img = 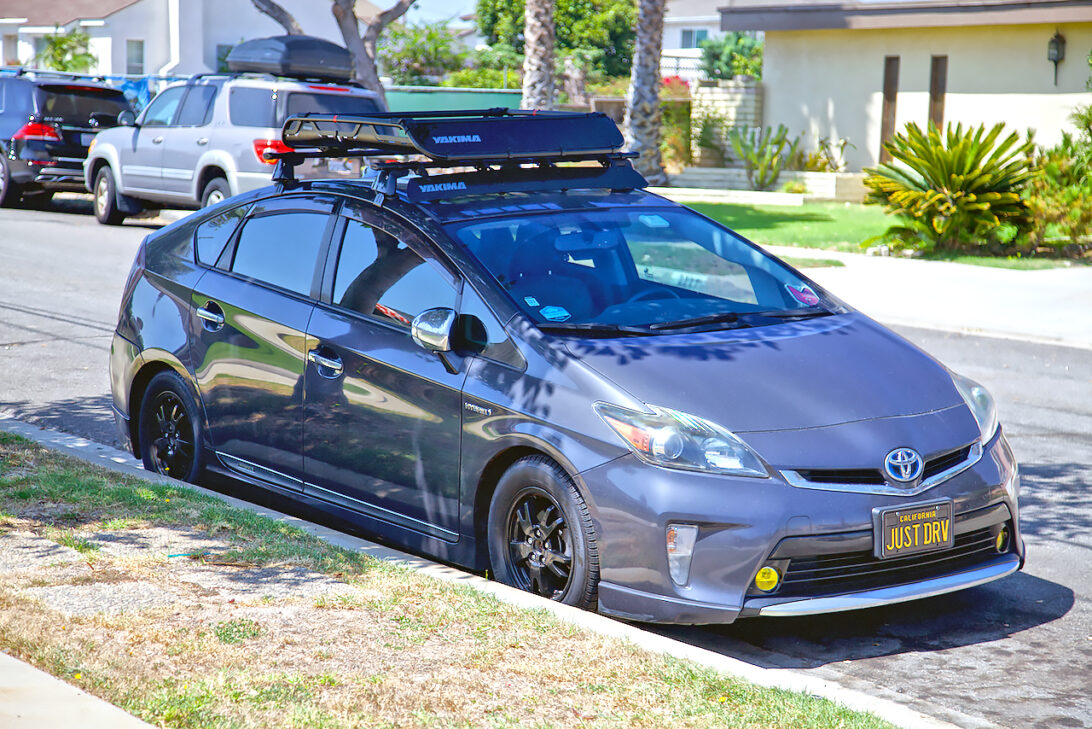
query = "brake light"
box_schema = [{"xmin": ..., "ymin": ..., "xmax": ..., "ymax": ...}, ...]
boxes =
[
  {"xmin": 13, "ymin": 122, "xmax": 61, "ymax": 142},
  {"xmin": 307, "ymin": 85, "xmax": 349, "ymax": 92},
  {"xmin": 253, "ymin": 138, "xmax": 292, "ymax": 165}
]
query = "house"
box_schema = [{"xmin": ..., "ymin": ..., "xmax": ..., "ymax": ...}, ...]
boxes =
[
  {"xmin": 663, "ymin": 0, "xmax": 728, "ymax": 80},
  {"xmin": 719, "ymin": 0, "xmax": 1092, "ymax": 170},
  {"xmin": 0, "ymin": 0, "xmax": 378, "ymax": 76}
]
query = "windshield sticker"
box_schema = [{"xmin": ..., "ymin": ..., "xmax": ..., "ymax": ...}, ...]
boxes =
[
  {"xmin": 786, "ymin": 284, "xmax": 820, "ymax": 306},
  {"xmin": 540, "ymin": 306, "xmax": 571, "ymax": 322},
  {"xmin": 524, "ymin": 296, "xmax": 540, "ymax": 307}
]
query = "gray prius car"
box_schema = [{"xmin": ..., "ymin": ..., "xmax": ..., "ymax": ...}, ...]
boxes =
[{"xmin": 108, "ymin": 110, "xmax": 1023, "ymax": 624}]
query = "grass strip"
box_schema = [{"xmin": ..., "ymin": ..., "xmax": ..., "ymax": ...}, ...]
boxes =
[{"xmin": 0, "ymin": 432, "xmax": 895, "ymax": 729}]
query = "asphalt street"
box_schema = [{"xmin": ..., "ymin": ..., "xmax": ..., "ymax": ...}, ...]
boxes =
[{"xmin": 0, "ymin": 200, "xmax": 1089, "ymax": 729}]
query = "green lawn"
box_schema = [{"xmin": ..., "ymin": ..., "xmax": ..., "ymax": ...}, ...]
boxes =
[{"xmin": 689, "ymin": 202, "xmax": 890, "ymax": 252}]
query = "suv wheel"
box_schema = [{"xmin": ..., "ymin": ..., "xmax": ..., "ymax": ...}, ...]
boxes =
[
  {"xmin": 93, "ymin": 166, "xmax": 125, "ymax": 225},
  {"xmin": 0, "ymin": 155, "xmax": 22, "ymax": 208},
  {"xmin": 138, "ymin": 371, "xmax": 206, "ymax": 483},
  {"xmin": 487, "ymin": 456, "xmax": 600, "ymax": 609},
  {"xmin": 201, "ymin": 177, "xmax": 230, "ymax": 208}
]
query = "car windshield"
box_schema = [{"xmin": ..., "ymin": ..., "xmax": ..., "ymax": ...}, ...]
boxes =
[
  {"xmin": 35, "ymin": 85, "xmax": 129, "ymax": 126},
  {"xmin": 446, "ymin": 207, "xmax": 835, "ymax": 332}
]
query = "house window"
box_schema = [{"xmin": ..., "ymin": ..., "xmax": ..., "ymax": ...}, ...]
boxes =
[
  {"xmin": 929, "ymin": 55, "xmax": 948, "ymax": 130},
  {"xmin": 880, "ymin": 56, "xmax": 900, "ymax": 164},
  {"xmin": 2, "ymin": 34, "xmax": 18, "ymax": 65},
  {"xmin": 126, "ymin": 39, "xmax": 144, "ymax": 75},
  {"xmin": 680, "ymin": 29, "xmax": 708, "ymax": 49}
]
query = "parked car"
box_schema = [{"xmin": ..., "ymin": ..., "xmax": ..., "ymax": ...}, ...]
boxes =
[
  {"xmin": 0, "ymin": 71, "xmax": 132, "ymax": 207},
  {"xmin": 84, "ymin": 35, "xmax": 384, "ymax": 225},
  {"xmin": 108, "ymin": 110, "xmax": 1023, "ymax": 624}
]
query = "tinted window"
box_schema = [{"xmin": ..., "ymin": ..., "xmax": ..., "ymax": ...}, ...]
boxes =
[
  {"xmin": 232, "ymin": 212, "xmax": 328, "ymax": 295},
  {"xmin": 175, "ymin": 85, "xmax": 217, "ymax": 127},
  {"xmin": 141, "ymin": 86, "xmax": 186, "ymax": 127},
  {"xmin": 284, "ymin": 92, "xmax": 379, "ymax": 119},
  {"xmin": 229, "ymin": 86, "xmax": 276, "ymax": 127},
  {"xmin": 35, "ymin": 84, "xmax": 130, "ymax": 125},
  {"xmin": 333, "ymin": 217, "xmax": 455, "ymax": 327},
  {"xmin": 195, "ymin": 204, "xmax": 249, "ymax": 266}
]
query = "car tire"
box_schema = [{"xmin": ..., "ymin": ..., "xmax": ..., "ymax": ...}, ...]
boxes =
[
  {"xmin": 0, "ymin": 155, "xmax": 22, "ymax": 208},
  {"xmin": 138, "ymin": 371, "xmax": 207, "ymax": 483},
  {"xmin": 93, "ymin": 166, "xmax": 125, "ymax": 225},
  {"xmin": 201, "ymin": 177, "xmax": 230, "ymax": 208},
  {"xmin": 487, "ymin": 455, "xmax": 599, "ymax": 609}
]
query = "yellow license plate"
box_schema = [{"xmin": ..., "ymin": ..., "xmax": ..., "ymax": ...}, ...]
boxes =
[{"xmin": 878, "ymin": 501, "xmax": 954, "ymax": 559}]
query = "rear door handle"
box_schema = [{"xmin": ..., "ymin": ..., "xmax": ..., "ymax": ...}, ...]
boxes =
[
  {"xmin": 196, "ymin": 302, "xmax": 225, "ymax": 331},
  {"xmin": 152, "ymin": 136, "xmax": 164, "ymax": 144},
  {"xmin": 308, "ymin": 349, "xmax": 343, "ymax": 377},
  {"xmin": 196, "ymin": 138, "xmax": 208, "ymax": 146}
]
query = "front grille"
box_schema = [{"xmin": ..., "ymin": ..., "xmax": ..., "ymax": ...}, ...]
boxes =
[
  {"xmin": 771, "ymin": 523, "xmax": 1008, "ymax": 598},
  {"xmin": 794, "ymin": 443, "xmax": 974, "ymax": 487}
]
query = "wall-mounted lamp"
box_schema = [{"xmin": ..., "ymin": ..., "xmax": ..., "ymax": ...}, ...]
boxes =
[{"xmin": 1048, "ymin": 31, "xmax": 1065, "ymax": 86}]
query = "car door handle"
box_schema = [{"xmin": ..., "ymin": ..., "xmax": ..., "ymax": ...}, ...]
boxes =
[
  {"xmin": 196, "ymin": 303, "xmax": 225, "ymax": 331},
  {"xmin": 308, "ymin": 349, "xmax": 343, "ymax": 377},
  {"xmin": 196, "ymin": 138, "xmax": 208, "ymax": 146},
  {"xmin": 152, "ymin": 136, "xmax": 164, "ymax": 144}
]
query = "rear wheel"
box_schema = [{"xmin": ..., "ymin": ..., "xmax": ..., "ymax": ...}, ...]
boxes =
[
  {"xmin": 201, "ymin": 177, "xmax": 230, "ymax": 208},
  {"xmin": 0, "ymin": 155, "xmax": 22, "ymax": 208},
  {"xmin": 487, "ymin": 456, "xmax": 599, "ymax": 609},
  {"xmin": 93, "ymin": 166, "xmax": 125, "ymax": 225},
  {"xmin": 138, "ymin": 371, "xmax": 206, "ymax": 483}
]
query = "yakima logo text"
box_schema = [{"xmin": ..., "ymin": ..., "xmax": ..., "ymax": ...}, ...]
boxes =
[
  {"xmin": 419, "ymin": 182, "xmax": 468, "ymax": 193},
  {"xmin": 431, "ymin": 134, "xmax": 482, "ymax": 144}
]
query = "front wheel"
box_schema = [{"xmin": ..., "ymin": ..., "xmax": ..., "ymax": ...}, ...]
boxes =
[
  {"xmin": 138, "ymin": 371, "xmax": 206, "ymax": 483},
  {"xmin": 93, "ymin": 166, "xmax": 125, "ymax": 225},
  {"xmin": 487, "ymin": 456, "xmax": 599, "ymax": 609}
]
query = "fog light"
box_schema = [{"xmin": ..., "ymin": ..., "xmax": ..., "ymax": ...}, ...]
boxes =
[
  {"xmin": 754, "ymin": 566, "xmax": 781, "ymax": 592},
  {"xmin": 995, "ymin": 526, "xmax": 1011, "ymax": 553},
  {"xmin": 666, "ymin": 524, "xmax": 698, "ymax": 586}
]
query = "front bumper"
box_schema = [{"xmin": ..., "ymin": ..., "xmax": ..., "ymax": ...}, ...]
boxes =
[{"xmin": 583, "ymin": 430, "xmax": 1022, "ymax": 625}]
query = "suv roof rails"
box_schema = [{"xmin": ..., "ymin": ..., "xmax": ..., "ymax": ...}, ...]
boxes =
[
  {"xmin": 267, "ymin": 109, "xmax": 646, "ymax": 200},
  {"xmin": 5, "ymin": 67, "xmax": 109, "ymax": 84}
]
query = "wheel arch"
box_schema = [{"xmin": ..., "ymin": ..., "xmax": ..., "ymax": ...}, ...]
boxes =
[
  {"xmin": 126, "ymin": 357, "xmax": 198, "ymax": 457},
  {"xmin": 196, "ymin": 165, "xmax": 228, "ymax": 200}
]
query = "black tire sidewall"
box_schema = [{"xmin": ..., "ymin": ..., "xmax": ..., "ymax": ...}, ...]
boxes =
[
  {"xmin": 201, "ymin": 178, "xmax": 229, "ymax": 208},
  {"xmin": 94, "ymin": 167, "xmax": 123, "ymax": 225},
  {"xmin": 487, "ymin": 457, "xmax": 599, "ymax": 609},
  {"xmin": 138, "ymin": 371, "xmax": 205, "ymax": 483},
  {"xmin": 0, "ymin": 155, "xmax": 21, "ymax": 208}
]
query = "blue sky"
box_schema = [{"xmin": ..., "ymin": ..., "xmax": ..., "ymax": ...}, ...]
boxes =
[{"xmin": 404, "ymin": 0, "xmax": 478, "ymax": 23}]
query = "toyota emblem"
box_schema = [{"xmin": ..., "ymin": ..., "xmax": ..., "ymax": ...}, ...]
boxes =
[{"xmin": 884, "ymin": 448, "xmax": 924, "ymax": 483}]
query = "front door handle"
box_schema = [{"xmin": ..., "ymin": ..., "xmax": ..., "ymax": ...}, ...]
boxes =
[
  {"xmin": 196, "ymin": 137, "xmax": 208, "ymax": 146},
  {"xmin": 196, "ymin": 302, "xmax": 225, "ymax": 331},
  {"xmin": 308, "ymin": 349, "xmax": 343, "ymax": 377},
  {"xmin": 152, "ymin": 136, "xmax": 164, "ymax": 144}
]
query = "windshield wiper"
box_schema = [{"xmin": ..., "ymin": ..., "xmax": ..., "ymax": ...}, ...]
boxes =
[
  {"xmin": 537, "ymin": 322, "xmax": 655, "ymax": 337},
  {"xmin": 647, "ymin": 312, "xmax": 743, "ymax": 331},
  {"xmin": 741, "ymin": 307, "xmax": 832, "ymax": 321}
]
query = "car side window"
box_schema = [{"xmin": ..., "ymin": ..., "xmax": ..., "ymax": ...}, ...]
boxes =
[
  {"xmin": 141, "ymin": 86, "xmax": 186, "ymax": 127},
  {"xmin": 228, "ymin": 86, "xmax": 276, "ymax": 127},
  {"xmin": 194, "ymin": 204, "xmax": 249, "ymax": 267},
  {"xmin": 332, "ymin": 216, "xmax": 456, "ymax": 328},
  {"xmin": 231, "ymin": 206, "xmax": 331, "ymax": 296},
  {"xmin": 175, "ymin": 85, "xmax": 217, "ymax": 127}
]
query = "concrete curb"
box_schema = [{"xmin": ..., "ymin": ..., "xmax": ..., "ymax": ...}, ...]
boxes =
[{"xmin": 0, "ymin": 415, "xmax": 980, "ymax": 729}]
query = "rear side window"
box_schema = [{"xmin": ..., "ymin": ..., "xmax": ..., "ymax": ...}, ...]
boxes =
[
  {"xmin": 232, "ymin": 212, "xmax": 328, "ymax": 295},
  {"xmin": 35, "ymin": 85, "xmax": 130, "ymax": 125},
  {"xmin": 194, "ymin": 204, "xmax": 248, "ymax": 266},
  {"xmin": 229, "ymin": 86, "xmax": 276, "ymax": 127},
  {"xmin": 175, "ymin": 85, "xmax": 217, "ymax": 127},
  {"xmin": 284, "ymin": 92, "xmax": 379, "ymax": 118}
]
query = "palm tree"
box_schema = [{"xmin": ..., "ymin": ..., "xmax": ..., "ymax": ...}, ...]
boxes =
[
  {"xmin": 520, "ymin": 0, "xmax": 555, "ymax": 110},
  {"xmin": 624, "ymin": 0, "xmax": 666, "ymax": 185}
]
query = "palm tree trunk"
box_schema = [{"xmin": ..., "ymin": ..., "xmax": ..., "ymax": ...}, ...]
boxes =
[
  {"xmin": 521, "ymin": 0, "xmax": 555, "ymax": 110},
  {"xmin": 624, "ymin": 0, "xmax": 667, "ymax": 185}
]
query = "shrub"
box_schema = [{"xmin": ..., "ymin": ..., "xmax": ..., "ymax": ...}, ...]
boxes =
[
  {"xmin": 1025, "ymin": 133, "xmax": 1092, "ymax": 248},
  {"xmin": 863, "ymin": 122, "xmax": 1035, "ymax": 253},
  {"xmin": 441, "ymin": 67, "xmax": 521, "ymax": 89},
  {"xmin": 728, "ymin": 124, "xmax": 793, "ymax": 190},
  {"xmin": 379, "ymin": 21, "xmax": 466, "ymax": 86},
  {"xmin": 661, "ymin": 99, "xmax": 692, "ymax": 172},
  {"xmin": 699, "ymin": 33, "xmax": 763, "ymax": 81}
]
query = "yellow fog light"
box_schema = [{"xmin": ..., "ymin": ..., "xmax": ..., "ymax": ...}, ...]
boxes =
[
  {"xmin": 995, "ymin": 526, "xmax": 1010, "ymax": 553},
  {"xmin": 754, "ymin": 566, "xmax": 781, "ymax": 592}
]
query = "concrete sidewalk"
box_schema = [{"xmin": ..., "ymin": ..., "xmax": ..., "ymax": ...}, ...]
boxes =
[{"xmin": 766, "ymin": 245, "xmax": 1092, "ymax": 350}]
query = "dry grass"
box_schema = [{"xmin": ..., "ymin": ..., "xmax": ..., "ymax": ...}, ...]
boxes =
[{"xmin": 0, "ymin": 432, "xmax": 894, "ymax": 729}]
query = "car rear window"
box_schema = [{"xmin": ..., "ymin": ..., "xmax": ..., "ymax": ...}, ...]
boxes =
[
  {"xmin": 284, "ymin": 92, "xmax": 380, "ymax": 118},
  {"xmin": 35, "ymin": 85, "xmax": 130, "ymax": 125},
  {"xmin": 228, "ymin": 87, "xmax": 380, "ymax": 128}
]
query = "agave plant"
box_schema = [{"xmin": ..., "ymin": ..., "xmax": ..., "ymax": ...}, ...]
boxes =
[
  {"xmin": 728, "ymin": 124, "xmax": 792, "ymax": 191},
  {"xmin": 864, "ymin": 122, "xmax": 1036, "ymax": 252}
]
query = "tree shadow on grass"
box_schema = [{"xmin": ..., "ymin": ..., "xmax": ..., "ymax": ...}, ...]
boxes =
[{"xmin": 686, "ymin": 202, "xmax": 836, "ymax": 231}]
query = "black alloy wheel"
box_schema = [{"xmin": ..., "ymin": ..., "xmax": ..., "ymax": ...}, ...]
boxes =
[
  {"xmin": 138, "ymin": 371, "xmax": 205, "ymax": 483},
  {"xmin": 488, "ymin": 456, "xmax": 599, "ymax": 608}
]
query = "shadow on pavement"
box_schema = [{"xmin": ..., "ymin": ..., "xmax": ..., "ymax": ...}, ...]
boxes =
[
  {"xmin": 18, "ymin": 195, "xmax": 166, "ymax": 229},
  {"xmin": 2, "ymin": 395, "xmax": 121, "ymax": 449}
]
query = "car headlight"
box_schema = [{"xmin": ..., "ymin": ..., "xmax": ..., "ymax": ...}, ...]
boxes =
[
  {"xmin": 951, "ymin": 372, "xmax": 999, "ymax": 442},
  {"xmin": 594, "ymin": 402, "xmax": 768, "ymax": 477}
]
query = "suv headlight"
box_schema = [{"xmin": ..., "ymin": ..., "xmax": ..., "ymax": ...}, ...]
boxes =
[
  {"xmin": 594, "ymin": 402, "xmax": 768, "ymax": 477},
  {"xmin": 951, "ymin": 372, "xmax": 999, "ymax": 442}
]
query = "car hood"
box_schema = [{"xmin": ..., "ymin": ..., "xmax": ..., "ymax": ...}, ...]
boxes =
[{"xmin": 564, "ymin": 313, "xmax": 965, "ymax": 433}]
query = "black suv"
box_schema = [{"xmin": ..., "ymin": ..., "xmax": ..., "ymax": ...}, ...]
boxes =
[{"xmin": 0, "ymin": 71, "xmax": 133, "ymax": 207}]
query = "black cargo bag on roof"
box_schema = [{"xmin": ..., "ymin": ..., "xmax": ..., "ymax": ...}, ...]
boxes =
[{"xmin": 226, "ymin": 35, "xmax": 353, "ymax": 82}]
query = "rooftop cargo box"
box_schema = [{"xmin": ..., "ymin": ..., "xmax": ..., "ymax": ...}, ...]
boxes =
[{"xmin": 226, "ymin": 35, "xmax": 353, "ymax": 82}]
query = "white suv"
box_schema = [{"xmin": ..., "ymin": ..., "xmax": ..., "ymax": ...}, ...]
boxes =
[{"xmin": 85, "ymin": 74, "xmax": 384, "ymax": 224}]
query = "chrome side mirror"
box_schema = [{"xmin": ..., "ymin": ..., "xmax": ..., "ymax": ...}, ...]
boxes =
[{"xmin": 411, "ymin": 307, "xmax": 457, "ymax": 353}]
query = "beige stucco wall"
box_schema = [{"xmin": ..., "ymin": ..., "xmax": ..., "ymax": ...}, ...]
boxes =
[{"xmin": 764, "ymin": 23, "xmax": 1092, "ymax": 171}]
